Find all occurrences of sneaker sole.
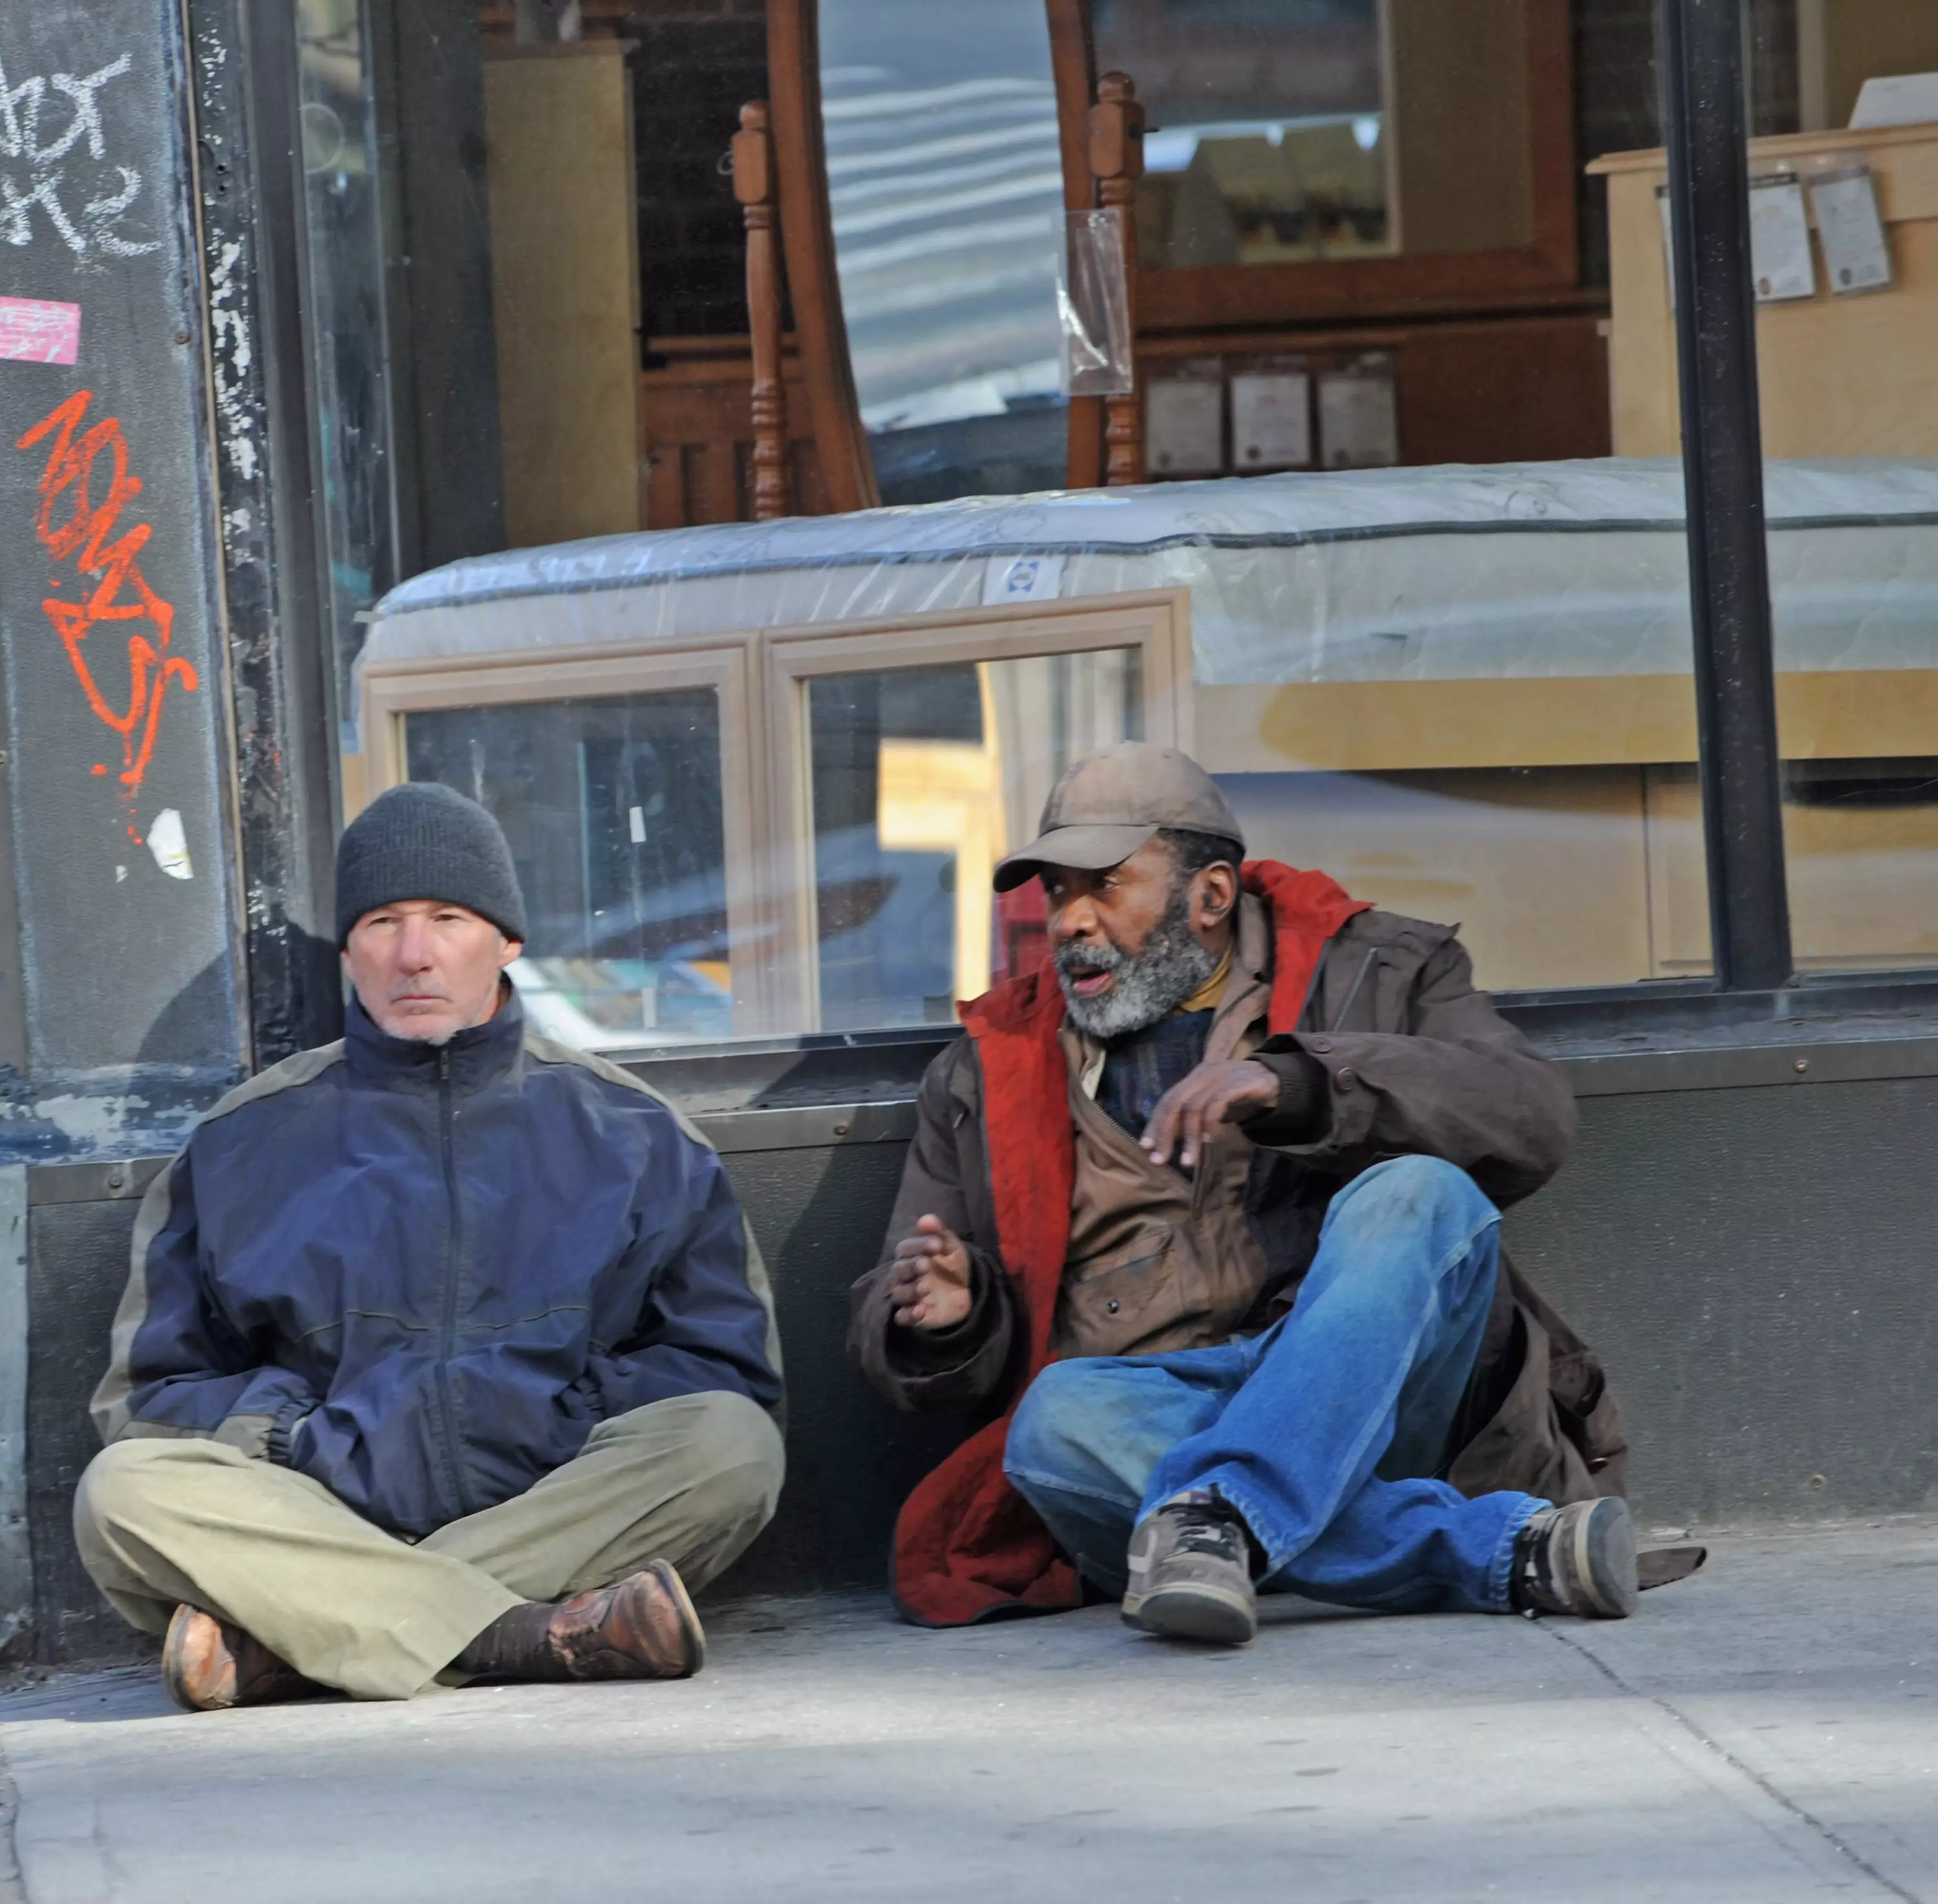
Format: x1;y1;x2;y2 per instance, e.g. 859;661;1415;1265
1123;1581;1258;1646
1568;1497;1640;1619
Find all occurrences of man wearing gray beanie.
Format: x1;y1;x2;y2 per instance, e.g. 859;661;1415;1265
74;781;785;1710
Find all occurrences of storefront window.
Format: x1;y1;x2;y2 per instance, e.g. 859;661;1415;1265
315;0;1829;1033
1743;10;1938;973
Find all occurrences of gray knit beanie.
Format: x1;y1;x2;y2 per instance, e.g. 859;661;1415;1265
335;782;528;946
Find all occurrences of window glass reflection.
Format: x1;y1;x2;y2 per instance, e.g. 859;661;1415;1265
818;0;1068;503
1740;6;1938;974
806;650;1141;1028
1098;0;1536;272
1099;0;1387;269
404;692;731;1049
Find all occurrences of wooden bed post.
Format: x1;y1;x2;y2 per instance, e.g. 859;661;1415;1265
1090;71;1145;486
734;99;793;521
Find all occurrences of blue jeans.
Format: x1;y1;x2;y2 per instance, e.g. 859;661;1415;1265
1003;1155;1543;1614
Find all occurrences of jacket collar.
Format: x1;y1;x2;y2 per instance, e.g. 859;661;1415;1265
343;982;525;1092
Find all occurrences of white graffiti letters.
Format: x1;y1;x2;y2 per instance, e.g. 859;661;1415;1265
0;51;157;258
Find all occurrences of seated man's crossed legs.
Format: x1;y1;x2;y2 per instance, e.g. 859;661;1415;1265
78;785;788;1710
1005;1155;1637;1644
76;1390;783;1704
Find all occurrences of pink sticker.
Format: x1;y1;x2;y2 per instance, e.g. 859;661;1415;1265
0;298;82;366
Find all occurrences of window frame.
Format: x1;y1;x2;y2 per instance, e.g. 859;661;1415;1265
357;590;1192;1047
359;637;768;1032
764;589;1193;1031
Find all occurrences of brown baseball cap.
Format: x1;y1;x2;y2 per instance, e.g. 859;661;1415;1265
992;742;1245;893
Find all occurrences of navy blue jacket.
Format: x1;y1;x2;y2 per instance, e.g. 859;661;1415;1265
93;989;782;1538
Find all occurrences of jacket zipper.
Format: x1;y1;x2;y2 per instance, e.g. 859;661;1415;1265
433;1048;477;1516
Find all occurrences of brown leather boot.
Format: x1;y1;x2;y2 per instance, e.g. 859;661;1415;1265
455;1559;707;1684
162;1604;326;1712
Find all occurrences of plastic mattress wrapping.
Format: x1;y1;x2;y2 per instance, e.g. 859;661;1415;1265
359;457;1938;740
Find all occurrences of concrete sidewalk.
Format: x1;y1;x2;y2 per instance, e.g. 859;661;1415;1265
1;1518;1933;1903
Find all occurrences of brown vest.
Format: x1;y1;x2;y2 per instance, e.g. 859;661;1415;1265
1053;895;1275;1360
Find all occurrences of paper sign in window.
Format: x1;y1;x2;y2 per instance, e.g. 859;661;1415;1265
1810;167;1891;296
1318;367;1398;470
1231;370;1312;471
1146;377;1224;477
1749;172;1815;303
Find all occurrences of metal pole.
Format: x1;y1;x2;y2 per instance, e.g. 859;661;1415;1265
1658;0;1793;991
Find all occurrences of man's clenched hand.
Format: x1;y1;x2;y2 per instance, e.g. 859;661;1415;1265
1141;1058;1281;1168
887;1213;974;1331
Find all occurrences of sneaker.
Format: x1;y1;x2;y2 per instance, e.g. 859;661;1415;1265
162;1604;326;1712
1121;1502;1259;1645
1511;1497;1640;1619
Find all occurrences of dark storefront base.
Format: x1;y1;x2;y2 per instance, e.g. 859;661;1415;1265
16;1034;1938;1668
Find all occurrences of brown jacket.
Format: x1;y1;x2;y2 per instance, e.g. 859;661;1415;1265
849;905;1629;1506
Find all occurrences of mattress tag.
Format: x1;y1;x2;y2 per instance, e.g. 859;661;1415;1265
983;554;1065;606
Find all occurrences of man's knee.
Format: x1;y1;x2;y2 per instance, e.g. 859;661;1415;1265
1329;1154;1494;1234
638;1390;785;1529
1005;1361;1110;1484
73;1436;204;1539
704;1392;785;1524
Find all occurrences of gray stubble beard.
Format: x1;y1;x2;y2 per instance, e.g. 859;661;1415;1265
1055;887;1218;1040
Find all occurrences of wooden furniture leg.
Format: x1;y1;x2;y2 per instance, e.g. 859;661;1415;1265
734;99;793;521
1090;71;1145;486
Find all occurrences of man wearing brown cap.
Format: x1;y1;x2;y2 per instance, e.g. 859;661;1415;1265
851;741;1642;1644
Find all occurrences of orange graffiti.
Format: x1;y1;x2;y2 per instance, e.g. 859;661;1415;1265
16;389;198;805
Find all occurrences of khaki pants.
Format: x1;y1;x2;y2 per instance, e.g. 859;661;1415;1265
74;1391;784;1701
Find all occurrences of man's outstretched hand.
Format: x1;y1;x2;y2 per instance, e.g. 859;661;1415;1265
1141;1058;1282;1169
887;1213;974;1332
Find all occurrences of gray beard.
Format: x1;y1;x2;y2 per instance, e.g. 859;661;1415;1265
1056;891;1218;1040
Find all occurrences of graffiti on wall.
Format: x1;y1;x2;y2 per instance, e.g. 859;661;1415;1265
0;51;157;258
16;389;198;823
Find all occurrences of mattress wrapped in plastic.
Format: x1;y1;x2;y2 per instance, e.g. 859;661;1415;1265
364;457;1938;700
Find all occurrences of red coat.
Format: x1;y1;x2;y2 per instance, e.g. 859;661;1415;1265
890;862;1371;1627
